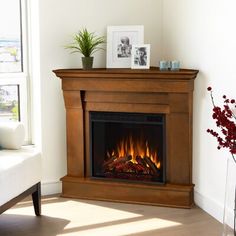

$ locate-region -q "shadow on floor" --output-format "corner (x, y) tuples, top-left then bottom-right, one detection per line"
(0, 214), (70, 236)
(0, 196), (223, 236)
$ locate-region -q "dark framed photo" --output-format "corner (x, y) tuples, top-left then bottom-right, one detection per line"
(106, 25), (144, 68)
(131, 44), (150, 69)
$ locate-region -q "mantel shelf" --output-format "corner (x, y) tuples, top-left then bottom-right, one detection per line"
(53, 67), (199, 80)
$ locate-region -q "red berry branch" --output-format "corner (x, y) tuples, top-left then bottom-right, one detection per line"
(207, 87), (236, 164)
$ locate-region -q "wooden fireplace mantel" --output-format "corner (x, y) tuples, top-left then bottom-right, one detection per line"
(53, 67), (199, 208)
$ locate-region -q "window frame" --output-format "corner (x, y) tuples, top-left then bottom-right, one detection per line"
(0, 0), (31, 143)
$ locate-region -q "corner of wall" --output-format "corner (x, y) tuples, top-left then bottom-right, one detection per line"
(160, 0), (164, 59)
(194, 189), (223, 223)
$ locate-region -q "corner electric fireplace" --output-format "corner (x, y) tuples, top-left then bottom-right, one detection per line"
(53, 68), (199, 208)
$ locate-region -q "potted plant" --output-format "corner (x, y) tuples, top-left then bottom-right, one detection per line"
(65, 28), (105, 70)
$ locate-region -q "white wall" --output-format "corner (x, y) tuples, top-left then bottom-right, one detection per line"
(35, 0), (235, 223)
(36, 0), (163, 195)
(163, 0), (236, 222)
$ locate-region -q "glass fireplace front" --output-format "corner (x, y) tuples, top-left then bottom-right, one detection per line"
(90, 112), (166, 184)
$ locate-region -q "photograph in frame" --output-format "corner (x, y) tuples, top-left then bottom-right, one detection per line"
(106, 25), (144, 68)
(131, 44), (150, 69)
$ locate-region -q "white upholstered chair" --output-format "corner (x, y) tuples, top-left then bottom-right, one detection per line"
(0, 122), (41, 216)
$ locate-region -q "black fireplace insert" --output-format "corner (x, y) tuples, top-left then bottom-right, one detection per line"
(90, 112), (166, 184)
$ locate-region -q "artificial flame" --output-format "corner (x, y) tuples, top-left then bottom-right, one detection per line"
(107, 134), (161, 169)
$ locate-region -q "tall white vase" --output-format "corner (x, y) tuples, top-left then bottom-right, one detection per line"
(223, 157), (236, 236)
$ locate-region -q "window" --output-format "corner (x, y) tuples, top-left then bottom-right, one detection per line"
(0, 85), (20, 121)
(0, 0), (30, 142)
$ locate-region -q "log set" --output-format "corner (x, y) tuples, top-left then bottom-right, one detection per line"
(103, 155), (161, 181)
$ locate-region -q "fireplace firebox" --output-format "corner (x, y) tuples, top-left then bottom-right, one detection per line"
(90, 112), (166, 183)
(53, 68), (199, 208)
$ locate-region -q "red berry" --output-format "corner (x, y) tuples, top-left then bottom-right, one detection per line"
(207, 87), (212, 91)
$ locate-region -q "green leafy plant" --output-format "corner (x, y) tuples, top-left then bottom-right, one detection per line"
(65, 28), (105, 57)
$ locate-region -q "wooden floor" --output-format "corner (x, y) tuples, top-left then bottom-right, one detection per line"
(0, 196), (222, 236)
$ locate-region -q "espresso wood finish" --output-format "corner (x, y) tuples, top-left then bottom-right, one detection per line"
(53, 67), (198, 208)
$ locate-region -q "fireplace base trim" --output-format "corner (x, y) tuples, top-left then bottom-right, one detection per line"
(61, 176), (194, 208)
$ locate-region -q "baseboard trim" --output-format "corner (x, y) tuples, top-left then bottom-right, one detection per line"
(194, 189), (224, 223)
(41, 181), (62, 196)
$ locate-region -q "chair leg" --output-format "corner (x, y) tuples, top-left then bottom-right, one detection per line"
(32, 182), (41, 216)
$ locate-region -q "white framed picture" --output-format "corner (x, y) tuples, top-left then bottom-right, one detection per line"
(106, 25), (144, 68)
(131, 44), (150, 69)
